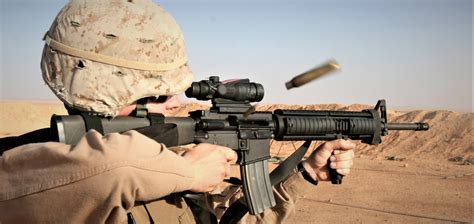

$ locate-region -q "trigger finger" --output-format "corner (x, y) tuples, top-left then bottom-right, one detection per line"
(333, 150), (354, 161)
(330, 160), (353, 169)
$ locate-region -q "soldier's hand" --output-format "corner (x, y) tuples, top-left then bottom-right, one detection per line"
(183, 143), (237, 192)
(302, 139), (355, 182)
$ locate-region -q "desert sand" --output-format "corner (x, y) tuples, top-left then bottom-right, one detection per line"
(1, 101), (472, 223)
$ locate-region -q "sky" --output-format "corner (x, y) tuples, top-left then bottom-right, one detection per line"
(0, 0), (472, 112)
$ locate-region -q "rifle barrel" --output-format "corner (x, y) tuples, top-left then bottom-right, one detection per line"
(387, 122), (429, 131)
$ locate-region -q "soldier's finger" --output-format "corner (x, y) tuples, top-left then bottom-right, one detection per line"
(217, 146), (238, 163)
(336, 168), (351, 176)
(329, 160), (353, 169)
(331, 150), (354, 161)
(326, 139), (355, 151)
(194, 143), (218, 153)
(225, 163), (232, 178)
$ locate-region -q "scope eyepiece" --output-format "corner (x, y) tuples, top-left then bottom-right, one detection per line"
(185, 76), (264, 102)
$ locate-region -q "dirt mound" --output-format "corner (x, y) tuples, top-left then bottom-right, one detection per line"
(168, 102), (210, 117)
(365, 110), (473, 160)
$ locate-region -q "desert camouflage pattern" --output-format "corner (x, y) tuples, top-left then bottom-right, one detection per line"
(41, 0), (193, 116)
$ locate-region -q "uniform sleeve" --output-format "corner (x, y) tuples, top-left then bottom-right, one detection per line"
(0, 130), (196, 223)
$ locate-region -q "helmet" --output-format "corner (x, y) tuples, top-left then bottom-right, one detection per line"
(41, 0), (193, 116)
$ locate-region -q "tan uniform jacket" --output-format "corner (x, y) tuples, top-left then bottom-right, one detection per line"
(0, 130), (314, 223)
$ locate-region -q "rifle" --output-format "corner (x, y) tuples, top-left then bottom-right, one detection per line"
(50, 76), (429, 217)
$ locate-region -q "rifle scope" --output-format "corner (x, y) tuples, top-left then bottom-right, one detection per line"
(185, 76), (264, 102)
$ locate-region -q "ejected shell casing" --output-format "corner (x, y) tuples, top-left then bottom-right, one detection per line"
(285, 60), (340, 89)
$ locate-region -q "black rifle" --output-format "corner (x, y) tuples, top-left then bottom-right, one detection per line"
(50, 76), (429, 217)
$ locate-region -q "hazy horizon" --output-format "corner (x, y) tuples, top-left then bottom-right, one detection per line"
(1, 0), (472, 112)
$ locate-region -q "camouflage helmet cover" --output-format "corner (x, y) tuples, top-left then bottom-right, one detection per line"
(41, 0), (193, 116)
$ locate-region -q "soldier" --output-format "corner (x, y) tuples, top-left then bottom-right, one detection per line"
(0, 0), (355, 223)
